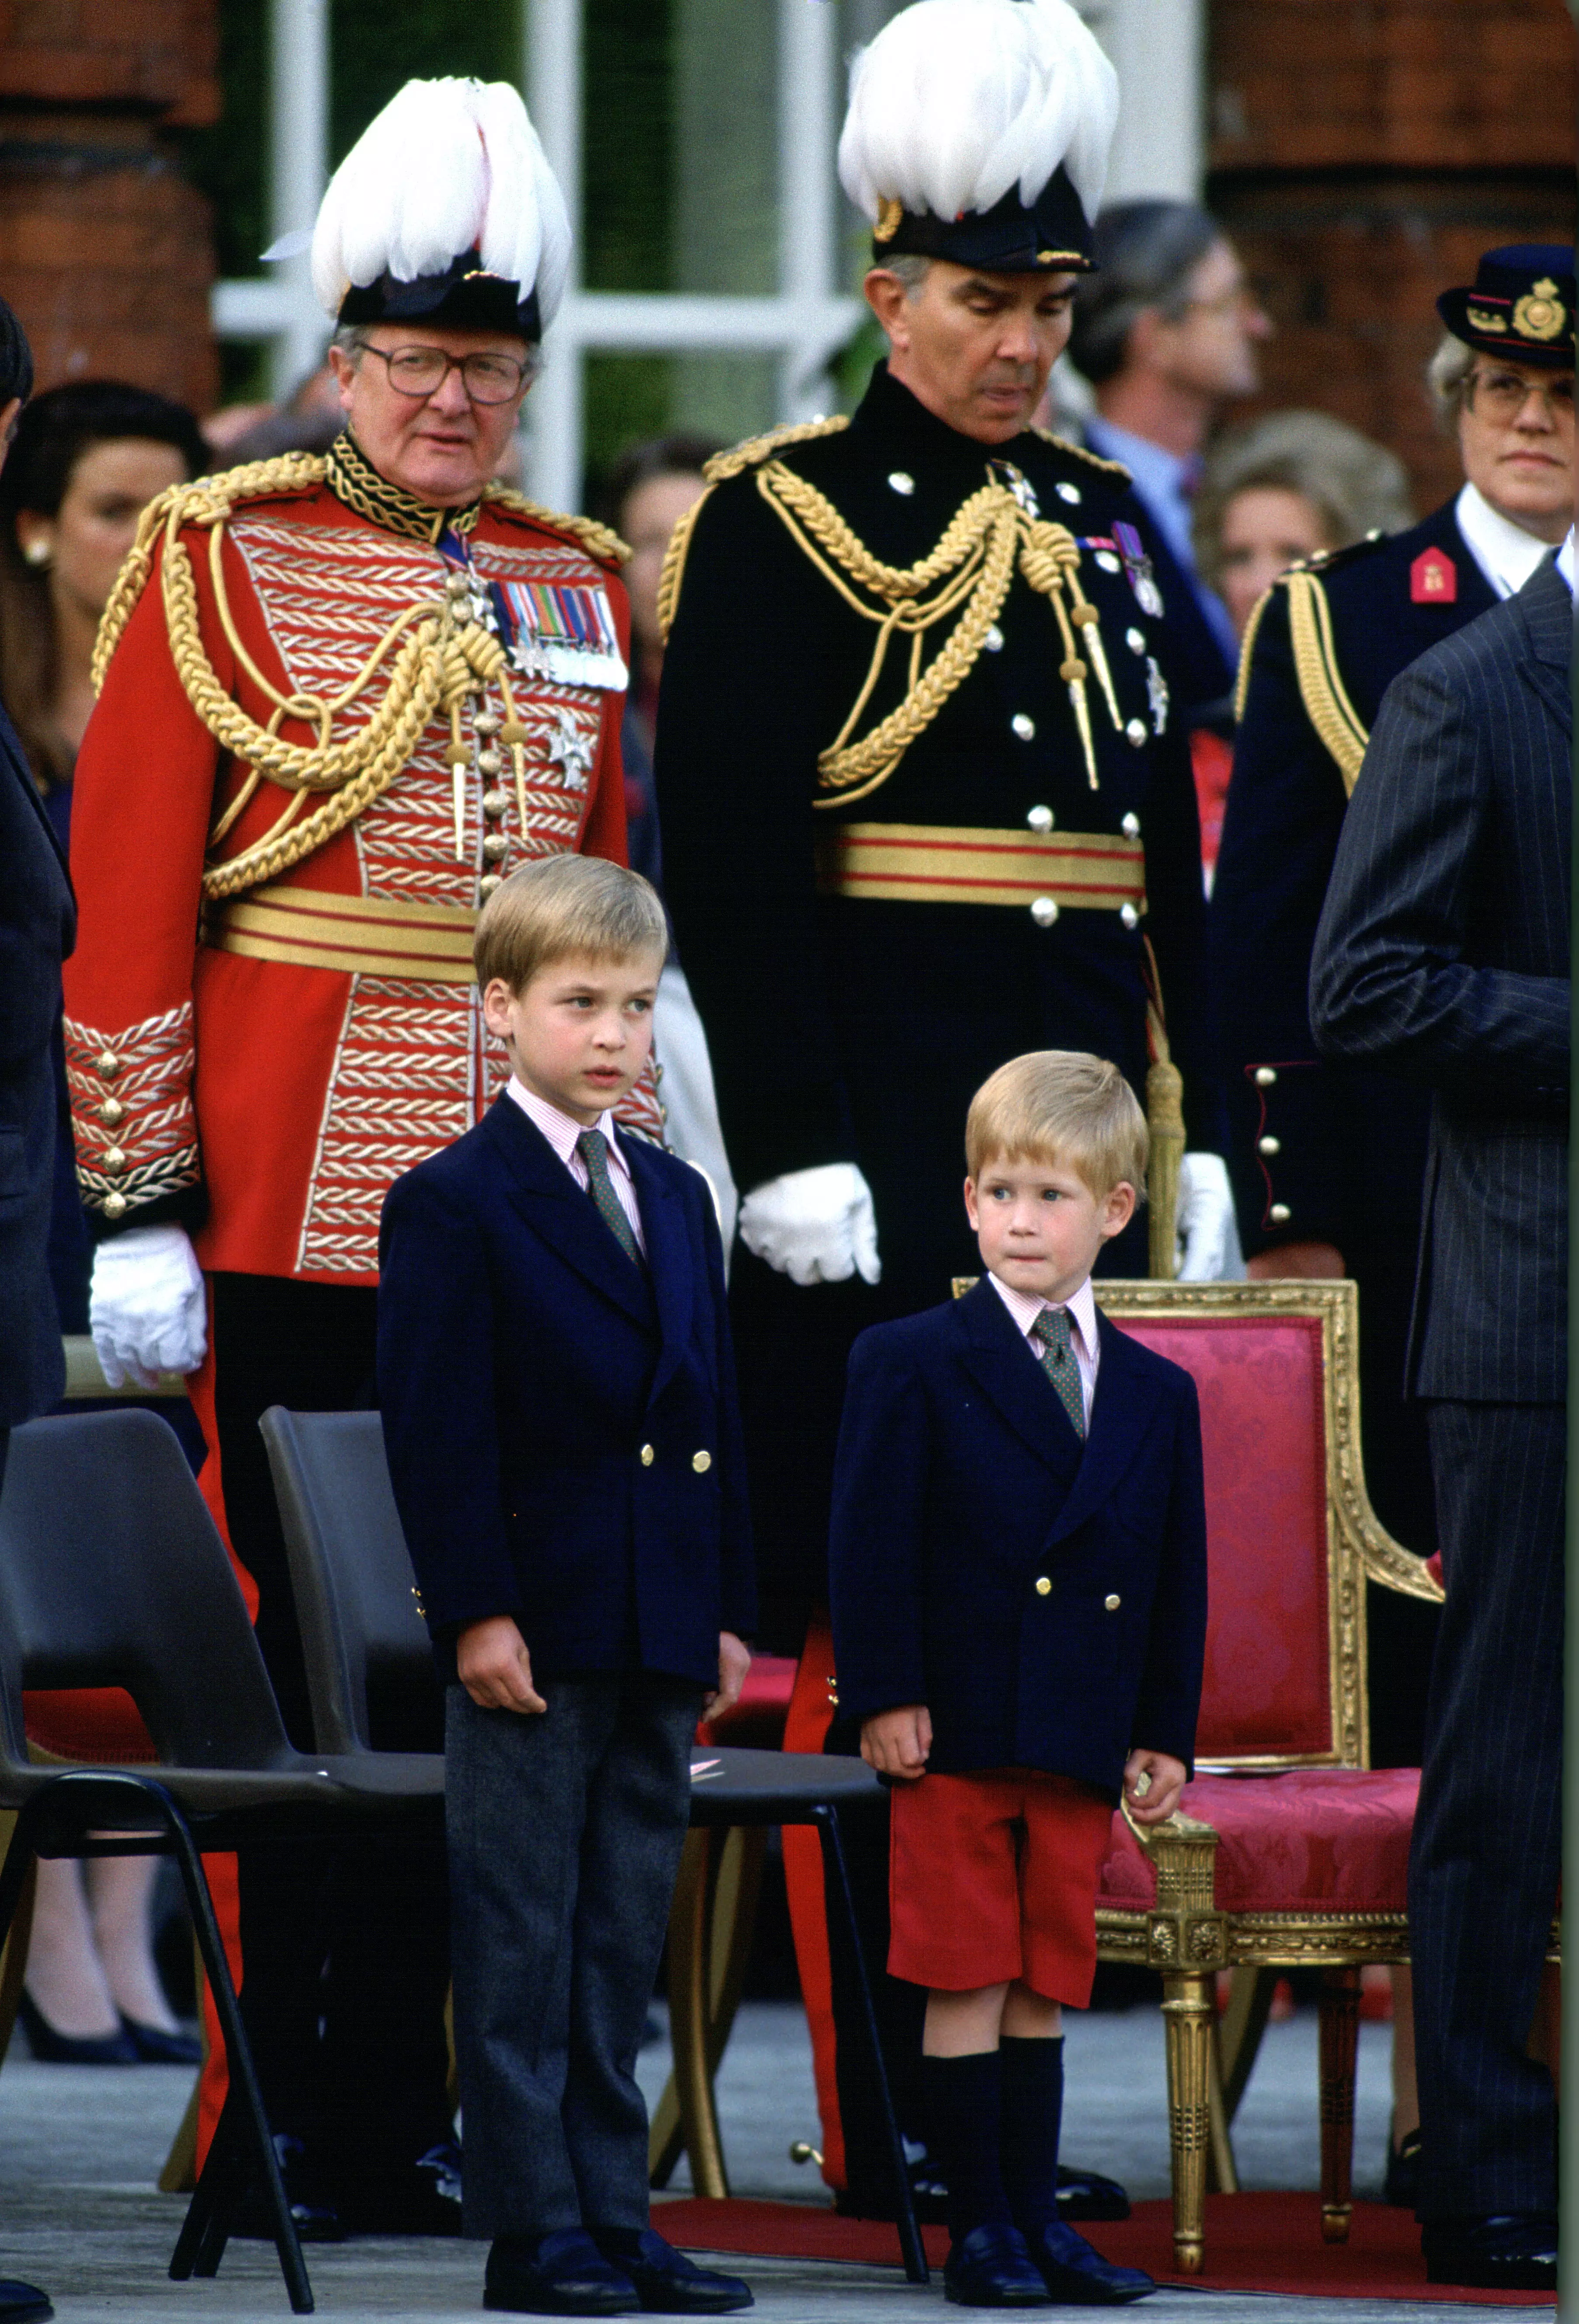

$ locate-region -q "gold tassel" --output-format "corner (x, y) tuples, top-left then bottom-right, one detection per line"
(1147, 1058), (1185, 1280)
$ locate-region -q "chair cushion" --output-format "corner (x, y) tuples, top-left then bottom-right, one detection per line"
(24, 1687), (157, 1764)
(1116, 1316), (1334, 1763)
(1099, 1768), (1419, 1916)
(699, 1655), (797, 1748)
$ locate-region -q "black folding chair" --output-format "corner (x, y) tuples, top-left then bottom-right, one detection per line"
(261, 1407), (928, 2283)
(0, 1409), (445, 2315)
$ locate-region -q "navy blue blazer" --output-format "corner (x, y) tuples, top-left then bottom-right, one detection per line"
(377, 1095), (756, 1685)
(828, 1278), (1207, 1795)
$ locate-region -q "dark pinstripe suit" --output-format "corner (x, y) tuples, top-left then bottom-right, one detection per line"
(1311, 557), (1571, 2223)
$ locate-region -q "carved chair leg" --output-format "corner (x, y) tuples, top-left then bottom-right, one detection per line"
(1318, 1965), (1361, 2244)
(663, 1830), (727, 2199)
(1161, 1973), (1213, 2274)
(1205, 2013), (1239, 2195)
(650, 1826), (766, 2192)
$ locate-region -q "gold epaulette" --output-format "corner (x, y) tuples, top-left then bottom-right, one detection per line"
(1235, 563), (1370, 793)
(702, 414), (850, 484)
(92, 453), (327, 692)
(1031, 428), (1132, 484)
(482, 483), (631, 569)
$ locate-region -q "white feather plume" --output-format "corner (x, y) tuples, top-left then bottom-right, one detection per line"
(311, 77), (571, 331)
(838, 0), (1119, 232)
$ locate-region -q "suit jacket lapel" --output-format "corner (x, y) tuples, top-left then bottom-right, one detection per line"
(483, 1097), (652, 1325)
(1516, 561), (1573, 736)
(1046, 1312), (1163, 1545)
(621, 1134), (693, 1398)
(956, 1277), (1082, 1481)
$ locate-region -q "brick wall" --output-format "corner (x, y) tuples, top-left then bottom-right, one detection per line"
(0, 0), (219, 409)
(1208, 0), (1576, 511)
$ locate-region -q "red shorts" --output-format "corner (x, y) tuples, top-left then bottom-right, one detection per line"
(888, 1767), (1114, 2004)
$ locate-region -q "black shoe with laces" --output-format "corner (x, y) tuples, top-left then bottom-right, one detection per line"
(590, 2228), (753, 2314)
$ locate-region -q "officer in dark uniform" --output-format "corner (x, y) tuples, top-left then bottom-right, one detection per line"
(1211, 244), (1574, 2199)
(655, 0), (1233, 2221)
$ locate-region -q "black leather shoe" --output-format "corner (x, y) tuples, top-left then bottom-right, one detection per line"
(118, 2013), (203, 2066)
(1422, 2213), (1557, 2291)
(485, 2229), (639, 2315)
(1056, 2164), (1131, 2223)
(1383, 2128), (1421, 2209)
(231, 2133), (344, 2242)
(943, 2223), (1053, 2307)
(1022, 2220), (1154, 2304)
(591, 2228), (752, 2313)
(0, 2284), (52, 2324)
(339, 2140), (463, 2234)
(17, 1991), (136, 2065)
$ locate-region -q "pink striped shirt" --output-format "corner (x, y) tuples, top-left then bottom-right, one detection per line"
(506, 1079), (647, 1257)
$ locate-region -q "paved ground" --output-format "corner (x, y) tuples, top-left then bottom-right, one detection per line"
(0, 2000), (1549, 2321)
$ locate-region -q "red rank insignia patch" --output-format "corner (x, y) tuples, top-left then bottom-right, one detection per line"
(1410, 546), (1457, 604)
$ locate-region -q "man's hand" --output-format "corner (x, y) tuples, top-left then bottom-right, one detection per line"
(1176, 1153), (1238, 1281)
(89, 1224), (207, 1388)
(860, 1704), (932, 1781)
(456, 1616), (547, 1714)
(1124, 1748), (1187, 1825)
(1246, 1241), (1345, 1281)
(706, 1631), (751, 1720)
(738, 1163), (881, 1286)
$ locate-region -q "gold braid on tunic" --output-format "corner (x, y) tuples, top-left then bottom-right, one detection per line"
(657, 420), (1127, 806)
(90, 442), (630, 905)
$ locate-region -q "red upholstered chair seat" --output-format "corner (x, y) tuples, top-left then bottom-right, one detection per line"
(697, 1654), (797, 1748)
(23, 1687), (157, 1764)
(1100, 1768), (1419, 1917)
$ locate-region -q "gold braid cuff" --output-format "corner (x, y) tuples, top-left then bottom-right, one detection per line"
(1284, 567), (1369, 793)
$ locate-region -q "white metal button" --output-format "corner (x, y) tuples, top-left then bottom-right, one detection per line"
(1104, 1593), (1122, 1612)
(640, 1444), (655, 1467)
(984, 624), (1004, 652)
(692, 1450), (712, 1473)
(1026, 804), (1054, 832)
(1121, 812), (1140, 838)
(1035, 1576), (1052, 1597)
(1125, 718), (1148, 747)
(1012, 714), (1036, 741)
(888, 470), (915, 495)
(1030, 896), (1060, 927)
(1259, 1135), (1281, 1156)
(1056, 481), (1081, 504)
(1126, 627), (1145, 654)
(1269, 1204), (1291, 1225)
(1096, 550), (1121, 573)
(1255, 1066), (1278, 1088)
(1120, 902), (1139, 930)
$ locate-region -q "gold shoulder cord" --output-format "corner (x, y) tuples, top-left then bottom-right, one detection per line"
(93, 456), (551, 901)
(483, 483), (631, 568)
(1283, 567), (1369, 793)
(1232, 582), (1276, 724)
(658, 418), (1128, 804)
(1030, 428), (1133, 483)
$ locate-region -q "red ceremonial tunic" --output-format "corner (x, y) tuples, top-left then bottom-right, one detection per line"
(63, 466), (642, 1288)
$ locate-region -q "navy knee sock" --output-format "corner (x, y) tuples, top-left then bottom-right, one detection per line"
(922, 2050), (1013, 2244)
(999, 2035), (1064, 2238)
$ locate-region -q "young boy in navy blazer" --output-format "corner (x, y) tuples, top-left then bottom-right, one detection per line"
(379, 855), (756, 2319)
(829, 1052), (1208, 2311)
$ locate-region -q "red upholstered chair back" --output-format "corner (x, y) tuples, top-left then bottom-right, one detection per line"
(1109, 1308), (1334, 1766)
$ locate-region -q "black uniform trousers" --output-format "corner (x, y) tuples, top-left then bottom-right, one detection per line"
(209, 1272), (453, 2187)
(1411, 1400), (1562, 2222)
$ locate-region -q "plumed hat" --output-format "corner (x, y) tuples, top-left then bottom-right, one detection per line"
(838, 0), (1118, 276)
(311, 78), (570, 341)
(1436, 244), (1576, 372)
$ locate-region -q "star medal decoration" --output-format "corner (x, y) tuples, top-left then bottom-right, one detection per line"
(1112, 521), (1165, 619)
(1145, 656), (1169, 735)
(547, 707), (597, 793)
(989, 458), (1041, 519)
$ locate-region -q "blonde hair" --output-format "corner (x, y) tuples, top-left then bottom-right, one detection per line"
(1427, 331), (1475, 429)
(473, 854), (667, 993)
(1191, 408), (1413, 591)
(966, 1049), (1148, 1200)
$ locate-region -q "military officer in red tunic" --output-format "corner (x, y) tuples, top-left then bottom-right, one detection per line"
(62, 76), (653, 2236)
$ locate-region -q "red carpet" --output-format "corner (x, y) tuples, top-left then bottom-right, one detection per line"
(653, 2192), (1555, 2304)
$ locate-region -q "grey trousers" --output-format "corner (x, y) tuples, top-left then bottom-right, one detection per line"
(446, 1673), (703, 2240)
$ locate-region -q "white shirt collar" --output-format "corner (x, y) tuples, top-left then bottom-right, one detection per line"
(506, 1077), (630, 1178)
(986, 1269), (1099, 1359)
(1557, 528), (1576, 596)
(1454, 481), (1556, 602)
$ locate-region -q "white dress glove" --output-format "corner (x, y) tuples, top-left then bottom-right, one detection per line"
(1175, 1152), (1239, 1283)
(737, 1163), (881, 1287)
(89, 1224), (208, 1388)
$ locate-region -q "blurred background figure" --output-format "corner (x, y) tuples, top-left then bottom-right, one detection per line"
(602, 434), (738, 1247)
(1188, 410), (1412, 885)
(1069, 200), (1273, 701)
(0, 378), (206, 2068)
(201, 362), (344, 464)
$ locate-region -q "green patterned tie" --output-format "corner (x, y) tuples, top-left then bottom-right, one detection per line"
(1030, 1306), (1086, 1440)
(575, 1128), (645, 1270)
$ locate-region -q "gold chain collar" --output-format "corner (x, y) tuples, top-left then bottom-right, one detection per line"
(323, 431), (482, 544)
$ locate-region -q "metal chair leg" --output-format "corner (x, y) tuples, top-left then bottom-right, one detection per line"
(1160, 1973), (1213, 2275)
(1318, 1965), (1361, 2244)
(815, 1807), (928, 2287)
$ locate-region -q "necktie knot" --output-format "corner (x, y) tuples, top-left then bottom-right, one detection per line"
(575, 1128), (644, 1270)
(1030, 1306), (1085, 1439)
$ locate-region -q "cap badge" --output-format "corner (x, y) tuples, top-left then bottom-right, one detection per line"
(1410, 546), (1457, 605)
(873, 196), (904, 245)
(1465, 304), (1507, 333)
(1513, 277), (1567, 343)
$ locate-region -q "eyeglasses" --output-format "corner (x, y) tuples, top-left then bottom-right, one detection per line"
(1466, 368), (1576, 422)
(358, 344), (531, 405)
